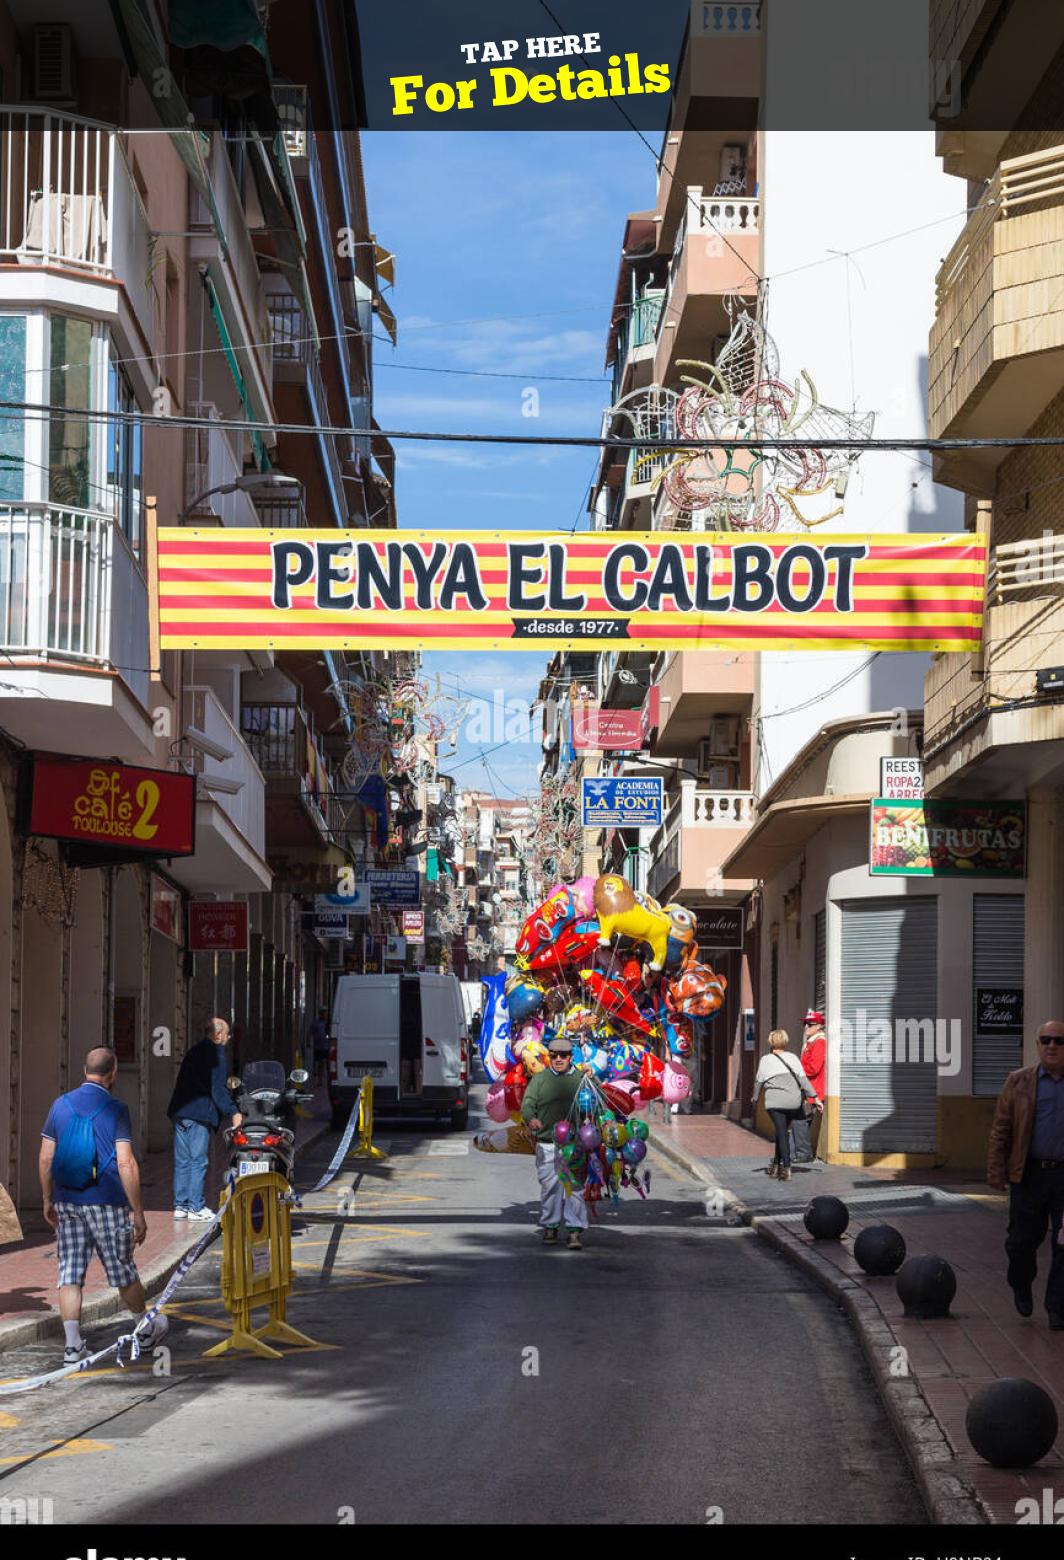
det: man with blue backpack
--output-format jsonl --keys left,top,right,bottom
{"left": 39, "top": 1046, "right": 167, "bottom": 1366}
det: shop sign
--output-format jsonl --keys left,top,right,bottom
{"left": 581, "top": 776, "right": 664, "bottom": 829}
{"left": 402, "top": 910, "right": 425, "bottom": 942}
{"left": 310, "top": 911, "right": 351, "bottom": 939}
{"left": 879, "top": 757, "right": 924, "bottom": 800}
{"left": 869, "top": 799, "right": 1026, "bottom": 877}
{"left": 976, "top": 987, "right": 1024, "bottom": 1036}
{"left": 697, "top": 906, "right": 744, "bottom": 951}
{"left": 365, "top": 869, "right": 421, "bottom": 906}
{"left": 317, "top": 885, "right": 371, "bottom": 914}
{"left": 151, "top": 875, "right": 183, "bottom": 944}
{"left": 189, "top": 901, "right": 249, "bottom": 953}
{"left": 156, "top": 529, "right": 987, "bottom": 653}
{"left": 30, "top": 758, "right": 195, "bottom": 856}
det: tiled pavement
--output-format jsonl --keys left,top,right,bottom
{"left": 649, "top": 1107, "right": 1064, "bottom": 1525}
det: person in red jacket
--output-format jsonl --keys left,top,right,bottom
{"left": 790, "top": 1009, "right": 827, "bottom": 1163}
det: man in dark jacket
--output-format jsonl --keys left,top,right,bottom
{"left": 168, "top": 1017, "right": 242, "bottom": 1221}
{"left": 987, "top": 1019, "right": 1064, "bottom": 1328}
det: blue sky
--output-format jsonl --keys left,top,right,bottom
{"left": 361, "top": 131, "right": 652, "bottom": 797}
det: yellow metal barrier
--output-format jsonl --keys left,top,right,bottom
{"left": 204, "top": 1171, "right": 321, "bottom": 1360}
{"left": 346, "top": 1075, "right": 386, "bottom": 1161}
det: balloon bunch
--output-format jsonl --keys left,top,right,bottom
{"left": 500, "top": 872, "right": 726, "bottom": 1109}
{"left": 553, "top": 1067, "right": 654, "bottom": 1211}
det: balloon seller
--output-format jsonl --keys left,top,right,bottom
{"left": 520, "top": 1036, "right": 588, "bottom": 1250}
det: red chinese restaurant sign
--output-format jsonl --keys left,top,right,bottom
{"left": 155, "top": 530, "right": 987, "bottom": 653}
{"left": 189, "top": 901, "right": 249, "bottom": 953}
{"left": 30, "top": 758, "right": 196, "bottom": 856}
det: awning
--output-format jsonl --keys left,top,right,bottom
{"left": 719, "top": 794, "right": 874, "bottom": 881}
{"left": 375, "top": 292, "right": 398, "bottom": 347}
{"left": 201, "top": 271, "right": 268, "bottom": 470}
{"left": 373, "top": 240, "right": 396, "bottom": 288}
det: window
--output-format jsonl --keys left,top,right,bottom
{"left": 106, "top": 353, "right": 143, "bottom": 553}
{"left": 48, "top": 315, "right": 94, "bottom": 508}
{"left": 0, "top": 316, "right": 26, "bottom": 502}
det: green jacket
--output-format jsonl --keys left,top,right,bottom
{"left": 520, "top": 1065, "right": 583, "bottom": 1143}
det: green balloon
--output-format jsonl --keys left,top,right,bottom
{"left": 628, "top": 1119, "right": 650, "bottom": 1142}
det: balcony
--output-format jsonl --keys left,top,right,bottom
{"left": 652, "top": 652, "right": 754, "bottom": 756}
{"left": 184, "top": 402, "right": 262, "bottom": 527}
{"left": 240, "top": 702, "right": 348, "bottom": 858}
{"left": 929, "top": 144, "right": 1064, "bottom": 494}
{"left": 924, "top": 536, "right": 1064, "bottom": 792}
{"left": 647, "top": 779, "right": 755, "bottom": 901}
{"left": 0, "top": 107, "right": 153, "bottom": 346}
{"left": 652, "top": 189, "right": 760, "bottom": 387}
{"left": 265, "top": 287, "right": 349, "bottom": 526}
{"left": 167, "top": 686, "right": 271, "bottom": 894}
{"left": 0, "top": 503, "right": 154, "bottom": 760}
{"left": 930, "top": 0, "right": 1064, "bottom": 148}
{"left": 611, "top": 290, "right": 666, "bottom": 404}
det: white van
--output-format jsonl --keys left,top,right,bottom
{"left": 328, "top": 973, "right": 469, "bottom": 1132}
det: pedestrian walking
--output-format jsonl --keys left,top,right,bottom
{"left": 167, "top": 1017, "right": 242, "bottom": 1221}
{"left": 520, "top": 1036, "right": 588, "bottom": 1249}
{"left": 308, "top": 1007, "right": 330, "bottom": 1085}
{"left": 790, "top": 1008, "right": 827, "bottom": 1164}
{"left": 753, "top": 1029, "right": 823, "bottom": 1182}
{"left": 39, "top": 1047, "right": 167, "bottom": 1366}
{"left": 987, "top": 1018, "right": 1064, "bottom": 1329}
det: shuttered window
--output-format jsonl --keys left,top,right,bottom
{"left": 813, "top": 909, "right": 826, "bottom": 1018}
{"left": 839, "top": 898, "right": 938, "bottom": 1153}
{"left": 972, "top": 895, "right": 1024, "bottom": 1097}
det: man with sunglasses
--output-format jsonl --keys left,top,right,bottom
{"left": 988, "top": 1019, "right": 1064, "bottom": 1328}
{"left": 520, "top": 1036, "right": 588, "bottom": 1250}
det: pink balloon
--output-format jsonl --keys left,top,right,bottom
{"left": 485, "top": 1081, "right": 511, "bottom": 1123}
{"left": 661, "top": 1061, "right": 692, "bottom": 1105}
{"left": 610, "top": 1078, "right": 651, "bottom": 1115}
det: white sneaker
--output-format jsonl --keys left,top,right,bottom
{"left": 63, "top": 1341, "right": 89, "bottom": 1366}
{"left": 186, "top": 1207, "right": 215, "bottom": 1222}
{"left": 173, "top": 1208, "right": 188, "bottom": 1219}
{"left": 137, "top": 1313, "right": 169, "bottom": 1348}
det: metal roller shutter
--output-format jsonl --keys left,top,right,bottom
{"left": 973, "top": 895, "right": 1024, "bottom": 1097}
{"left": 839, "top": 898, "right": 938, "bottom": 1153}
{"left": 813, "top": 909, "right": 826, "bottom": 1017}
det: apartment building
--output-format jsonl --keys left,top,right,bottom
{"left": 456, "top": 792, "right": 533, "bottom": 980}
{"left": 917, "top": 3, "right": 1064, "bottom": 1162}
{"left": 0, "top": 2, "right": 398, "bottom": 1210}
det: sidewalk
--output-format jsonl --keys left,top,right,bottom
{"left": 0, "top": 1102, "right": 332, "bottom": 1356}
{"left": 650, "top": 1108, "right": 1064, "bottom": 1526}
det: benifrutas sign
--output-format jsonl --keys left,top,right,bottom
{"left": 156, "top": 530, "right": 986, "bottom": 653}
{"left": 869, "top": 800, "right": 1026, "bottom": 877}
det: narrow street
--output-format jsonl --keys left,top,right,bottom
{"left": 0, "top": 1092, "right": 923, "bottom": 1526}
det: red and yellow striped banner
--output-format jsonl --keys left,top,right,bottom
{"left": 155, "top": 529, "right": 986, "bottom": 652}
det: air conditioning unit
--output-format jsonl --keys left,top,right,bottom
{"left": 33, "top": 24, "right": 77, "bottom": 103}
{"left": 697, "top": 738, "right": 738, "bottom": 789}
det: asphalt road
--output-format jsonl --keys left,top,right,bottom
{"left": 0, "top": 1095, "right": 925, "bottom": 1526}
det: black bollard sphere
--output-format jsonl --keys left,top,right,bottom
{"left": 803, "top": 1195, "right": 849, "bottom": 1240}
{"left": 966, "top": 1378, "right": 1059, "bottom": 1468}
{"left": 895, "top": 1254, "right": 956, "bottom": 1318}
{"left": 853, "top": 1223, "right": 907, "bottom": 1276}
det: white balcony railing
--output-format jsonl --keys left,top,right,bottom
{"left": 660, "top": 189, "right": 761, "bottom": 328}
{"left": 184, "top": 402, "right": 261, "bottom": 527}
{"left": 694, "top": 3, "right": 762, "bottom": 35}
{"left": 0, "top": 504, "right": 149, "bottom": 706}
{"left": 680, "top": 782, "right": 755, "bottom": 828}
{"left": 184, "top": 686, "right": 266, "bottom": 858}
{"left": 0, "top": 106, "right": 155, "bottom": 338}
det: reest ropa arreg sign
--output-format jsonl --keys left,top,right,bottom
{"left": 155, "top": 530, "right": 987, "bottom": 653}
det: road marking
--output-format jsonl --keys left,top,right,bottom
{"left": 425, "top": 1139, "right": 469, "bottom": 1156}
{"left": 292, "top": 1266, "right": 423, "bottom": 1288}
{"left": 0, "top": 1438, "right": 112, "bottom": 1465}
{"left": 0, "top": 1411, "right": 18, "bottom": 1428}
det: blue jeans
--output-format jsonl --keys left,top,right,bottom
{"left": 173, "top": 1119, "right": 211, "bottom": 1210}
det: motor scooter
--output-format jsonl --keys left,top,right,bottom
{"left": 224, "top": 1060, "right": 314, "bottom": 1181}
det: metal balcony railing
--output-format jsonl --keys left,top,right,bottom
{"left": 0, "top": 503, "right": 148, "bottom": 704}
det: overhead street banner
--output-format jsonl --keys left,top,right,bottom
{"left": 155, "top": 530, "right": 987, "bottom": 654}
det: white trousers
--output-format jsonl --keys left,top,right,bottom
{"left": 534, "top": 1142, "right": 589, "bottom": 1230}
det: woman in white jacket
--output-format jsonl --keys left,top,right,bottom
{"left": 753, "top": 1029, "right": 824, "bottom": 1182}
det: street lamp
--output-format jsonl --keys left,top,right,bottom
{"left": 182, "top": 470, "right": 302, "bottom": 522}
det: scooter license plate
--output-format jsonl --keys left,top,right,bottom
{"left": 238, "top": 1159, "right": 270, "bottom": 1176}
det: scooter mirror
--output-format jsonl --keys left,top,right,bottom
{"left": 289, "top": 1068, "right": 310, "bottom": 1085}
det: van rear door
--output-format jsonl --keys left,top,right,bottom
{"left": 420, "top": 974, "right": 462, "bottom": 1089}
{"left": 335, "top": 975, "right": 401, "bottom": 1094}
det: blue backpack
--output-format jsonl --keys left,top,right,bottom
{"left": 51, "top": 1094, "right": 117, "bottom": 1192}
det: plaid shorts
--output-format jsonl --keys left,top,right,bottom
{"left": 55, "top": 1203, "right": 138, "bottom": 1289}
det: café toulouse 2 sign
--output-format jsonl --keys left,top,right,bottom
{"left": 30, "top": 758, "right": 196, "bottom": 856}
{"left": 156, "top": 530, "right": 986, "bottom": 653}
